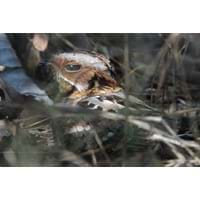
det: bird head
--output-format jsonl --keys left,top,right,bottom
{"left": 48, "top": 52, "right": 120, "bottom": 99}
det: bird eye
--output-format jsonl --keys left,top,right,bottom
{"left": 64, "top": 64, "right": 81, "bottom": 72}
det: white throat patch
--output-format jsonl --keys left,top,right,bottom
{"left": 57, "top": 73, "right": 88, "bottom": 91}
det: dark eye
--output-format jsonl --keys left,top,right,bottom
{"left": 64, "top": 64, "right": 81, "bottom": 72}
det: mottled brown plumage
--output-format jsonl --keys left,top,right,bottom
{"left": 29, "top": 52, "right": 125, "bottom": 154}
{"left": 48, "top": 52, "right": 122, "bottom": 106}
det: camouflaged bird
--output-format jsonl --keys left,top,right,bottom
{"left": 23, "top": 52, "right": 125, "bottom": 155}
{"left": 45, "top": 52, "right": 125, "bottom": 152}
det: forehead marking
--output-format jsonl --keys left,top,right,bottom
{"left": 58, "top": 53, "right": 109, "bottom": 71}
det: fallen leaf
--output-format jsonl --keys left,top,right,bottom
{"left": 0, "top": 65, "right": 5, "bottom": 72}
{"left": 32, "top": 34, "right": 48, "bottom": 52}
